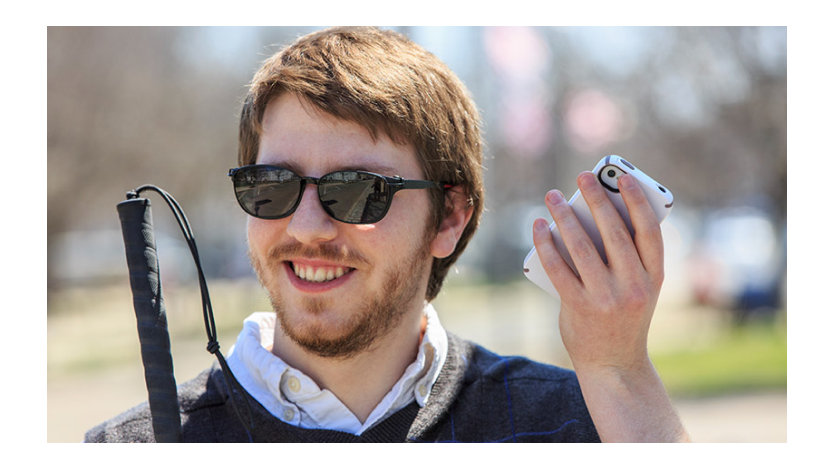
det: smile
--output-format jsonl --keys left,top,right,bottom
{"left": 290, "top": 262, "right": 354, "bottom": 283}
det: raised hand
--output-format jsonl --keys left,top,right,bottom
{"left": 532, "top": 171, "right": 688, "bottom": 442}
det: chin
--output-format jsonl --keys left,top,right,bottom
{"left": 281, "top": 314, "right": 379, "bottom": 359}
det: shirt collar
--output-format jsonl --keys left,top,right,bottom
{"left": 225, "top": 304, "right": 448, "bottom": 435}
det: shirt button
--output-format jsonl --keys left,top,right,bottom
{"left": 283, "top": 408, "right": 296, "bottom": 421}
{"left": 418, "top": 384, "right": 428, "bottom": 397}
{"left": 287, "top": 376, "right": 301, "bottom": 394}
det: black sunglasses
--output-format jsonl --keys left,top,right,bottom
{"left": 228, "top": 165, "right": 450, "bottom": 224}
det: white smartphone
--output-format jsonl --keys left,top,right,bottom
{"left": 522, "top": 155, "right": 674, "bottom": 299}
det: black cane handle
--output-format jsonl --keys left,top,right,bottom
{"left": 117, "top": 197, "right": 182, "bottom": 443}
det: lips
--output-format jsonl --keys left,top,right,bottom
{"left": 284, "top": 259, "right": 357, "bottom": 293}
{"left": 291, "top": 262, "right": 352, "bottom": 283}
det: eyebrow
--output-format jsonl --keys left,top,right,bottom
{"left": 258, "top": 158, "right": 406, "bottom": 177}
{"left": 334, "top": 163, "right": 403, "bottom": 176}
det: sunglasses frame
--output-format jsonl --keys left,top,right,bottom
{"left": 228, "top": 164, "right": 450, "bottom": 224}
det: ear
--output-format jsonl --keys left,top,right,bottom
{"left": 430, "top": 186, "right": 474, "bottom": 259}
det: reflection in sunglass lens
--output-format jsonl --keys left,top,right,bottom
{"left": 230, "top": 165, "right": 437, "bottom": 224}
{"left": 319, "top": 172, "right": 390, "bottom": 224}
{"left": 234, "top": 167, "right": 302, "bottom": 219}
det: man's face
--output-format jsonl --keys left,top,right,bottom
{"left": 247, "top": 93, "right": 437, "bottom": 358}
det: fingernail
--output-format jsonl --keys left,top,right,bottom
{"left": 547, "top": 190, "right": 564, "bottom": 205}
{"left": 619, "top": 173, "right": 635, "bottom": 189}
{"left": 534, "top": 218, "right": 548, "bottom": 233}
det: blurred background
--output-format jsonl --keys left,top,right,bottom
{"left": 47, "top": 26, "right": 786, "bottom": 442}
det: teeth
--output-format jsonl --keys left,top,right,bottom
{"left": 292, "top": 263, "right": 349, "bottom": 283}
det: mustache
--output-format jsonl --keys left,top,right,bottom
{"left": 264, "top": 240, "right": 370, "bottom": 267}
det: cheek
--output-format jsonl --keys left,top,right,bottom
{"left": 375, "top": 194, "right": 434, "bottom": 253}
{"left": 247, "top": 217, "right": 281, "bottom": 257}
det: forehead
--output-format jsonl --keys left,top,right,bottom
{"left": 256, "top": 93, "right": 420, "bottom": 177}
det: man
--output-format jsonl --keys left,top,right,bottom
{"left": 85, "top": 26, "right": 689, "bottom": 443}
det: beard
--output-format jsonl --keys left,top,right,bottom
{"left": 249, "top": 231, "right": 433, "bottom": 359}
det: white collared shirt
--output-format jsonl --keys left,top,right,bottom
{"left": 225, "top": 304, "right": 448, "bottom": 435}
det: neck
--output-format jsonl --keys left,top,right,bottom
{"left": 271, "top": 305, "right": 428, "bottom": 424}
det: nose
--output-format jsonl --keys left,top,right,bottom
{"left": 285, "top": 184, "right": 338, "bottom": 244}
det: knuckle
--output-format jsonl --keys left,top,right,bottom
{"left": 608, "top": 225, "right": 634, "bottom": 248}
{"left": 643, "top": 221, "right": 663, "bottom": 241}
{"left": 538, "top": 247, "right": 560, "bottom": 271}
{"left": 550, "top": 201, "right": 574, "bottom": 224}
{"left": 593, "top": 292, "right": 618, "bottom": 315}
{"left": 633, "top": 213, "right": 662, "bottom": 240}
{"left": 622, "top": 284, "right": 651, "bottom": 311}
{"left": 571, "top": 237, "right": 598, "bottom": 262}
{"left": 583, "top": 187, "right": 608, "bottom": 209}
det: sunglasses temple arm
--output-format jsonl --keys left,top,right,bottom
{"left": 397, "top": 179, "right": 450, "bottom": 190}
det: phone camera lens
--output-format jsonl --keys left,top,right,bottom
{"left": 607, "top": 169, "right": 616, "bottom": 178}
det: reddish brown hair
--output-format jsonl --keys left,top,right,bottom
{"left": 238, "top": 27, "right": 484, "bottom": 301}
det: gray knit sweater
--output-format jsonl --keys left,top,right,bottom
{"left": 84, "top": 333, "right": 600, "bottom": 443}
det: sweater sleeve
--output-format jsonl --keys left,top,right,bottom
{"left": 83, "top": 402, "right": 156, "bottom": 443}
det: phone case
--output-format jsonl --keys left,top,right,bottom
{"left": 522, "top": 155, "right": 674, "bottom": 299}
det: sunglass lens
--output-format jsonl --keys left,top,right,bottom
{"left": 319, "top": 172, "right": 390, "bottom": 224}
{"left": 234, "top": 167, "right": 302, "bottom": 219}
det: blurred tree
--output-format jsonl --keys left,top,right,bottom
{"left": 47, "top": 26, "right": 786, "bottom": 289}
{"left": 48, "top": 27, "right": 259, "bottom": 287}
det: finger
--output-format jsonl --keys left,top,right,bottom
{"left": 576, "top": 172, "right": 643, "bottom": 273}
{"left": 544, "top": 187, "right": 607, "bottom": 282}
{"left": 618, "top": 173, "right": 664, "bottom": 282}
{"left": 531, "top": 216, "right": 583, "bottom": 299}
